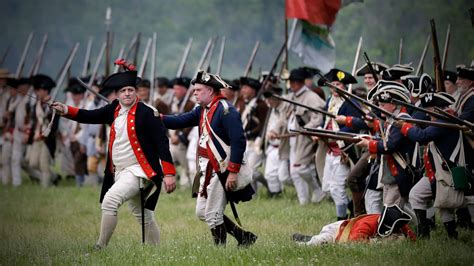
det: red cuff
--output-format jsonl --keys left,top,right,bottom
{"left": 345, "top": 116, "right": 353, "bottom": 128}
{"left": 400, "top": 123, "right": 414, "bottom": 136}
{"left": 161, "top": 161, "right": 176, "bottom": 176}
{"left": 368, "top": 140, "right": 378, "bottom": 154}
{"left": 67, "top": 106, "right": 79, "bottom": 118}
{"left": 402, "top": 224, "right": 417, "bottom": 242}
{"left": 227, "top": 162, "right": 241, "bottom": 173}
{"left": 372, "top": 119, "right": 380, "bottom": 133}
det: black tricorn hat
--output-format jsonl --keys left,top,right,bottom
{"left": 381, "top": 64, "right": 414, "bottom": 81}
{"left": 401, "top": 73, "right": 435, "bottom": 98}
{"left": 420, "top": 92, "right": 455, "bottom": 108}
{"left": 317, "top": 68, "right": 357, "bottom": 86}
{"left": 172, "top": 77, "right": 191, "bottom": 88}
{"left": 155, "top": 77, "right": 170, "bottom": 88}
{"left": 102, "top": 71, "right": 140, "bottom": 92}
{"left": 239, "top": 77, "right": 261, "bottom": 91}
{"left": 6, "top": 78, "right": 18, "bottom": 89}
{"left": 377, "top": 205, "right": 412, "bottom": 237}
{"left": 192, "top": 70, "right": 230, "bottom": 91}
{"left": 355, "top": 62, "right": 389, "bottom": 76}
{"left": 65, "top": 83, "right": 86, "bottom": 94}
{"left": 369, "top": 80, "right": 410, "bottom": 103}
{"left": 288, "top": 67, "right": 313, "bottom": 82}
{"left": 17, "top": 77, "right": 30, "bottom": 86}
{"left": 443, "top": 70, "right": 457, "bottom": 84}
{"left": 137, "top": 79, "right": 151, "bottom": 88}
{"left": 228, "top": 79, "right": 240, "bottom": 91}
{"left": 31, "top": 74, "right": 56, "bottom": 91}
{"left": 262, "top": 85, "right": 284, "bottom": 98}
{"left": 457, "top": 66, "right": 474, "bottom": 81}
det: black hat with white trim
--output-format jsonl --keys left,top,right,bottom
{"left": 355, "top": 62, "right": 389, "bottom": 76}
{"left": 370, "top": 80, "right": 410, "bottom": 103}
{"left": 381, "top": 64, "right": 414, "bottom": 81}
{"left": 192, "top": 70, "right": 230, "bottom": 92}
{"left": 377, "top": 204, "right": 412, "bottom": 237}
{"left": 401, "top": 73, "right": 435, "bottom": 98}
{"left": 420, "top": 92, "right": 455, "bottom": 108}
{"left": 457, "top": 66, "right": 474, "bottom": 81}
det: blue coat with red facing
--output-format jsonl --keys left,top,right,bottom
{"left": 64, "top": 99, "right": 176, "bottom": 210}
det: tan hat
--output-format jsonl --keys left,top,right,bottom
{"left": 0, "top": 68, "right": 10, "bottom": 79}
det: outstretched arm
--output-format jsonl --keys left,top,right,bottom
{"left": 51, "top": 100, "right": 117, "bottom": 125}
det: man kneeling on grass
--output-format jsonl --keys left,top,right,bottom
{"left": 293, "top": 205, "right": 416, "bottom": 245}
{"left": 52, "top": 60, "right": 176, "bottom": 250}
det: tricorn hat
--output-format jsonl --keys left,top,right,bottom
{"left": 355, "top": 62, "right": 389, "bottom": 76}
{"left": 401, "top": 73, "right": 435, "bottom": 98}
{"left": 31, "top": 74, "right": 56, "bottom": 91}
{"left": 102, "top": 71, "right": 140, "bottom": 92}
{"left": 155, "top": 77, "right": 170, "bottom": 88}
{"left": 137, "top": 79, "right": 151, "bottom": 88}
{"left": 262, "top": 85, "right": 284, "bottom": 98}
{"left": 289, "top": 67, "right": 319, "bottom": 82}
{"left": 317, "top": 68, "right": 357, "bottom": 86}
{"left": 443, "top": 70, "right": 457, "bottom": 84}
{"left": 420, "top": 92, "right": 455, "bottom": 108}
{"left": 370, "top": 80, "right": 410, "bottom": 103}
{"left": 239, "top": 76, "right": 261, "bottom": 91}
{"left": 457, "top": 66, "right": 474, "bottom": 81}
{"left": 381, "top": 64, "right": 414, "bottom": 81}
{"left": 6, "top": 78, "right": 18, "bottom": 89}
{"left": 172, "top": 77, "right": 191, "bottom": 89}
{"left": 377, "top": 204, "right": 412, "bottom": 237}
{"left": 192, "top": 70, "right": 230, "bottom": 91}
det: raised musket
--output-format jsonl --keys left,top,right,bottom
{"left": 28, "top": 33, "right": 48, "bottom": 77}
{"left": 202, "top": 37, "right": 217, "bottom": 72}
{"left": 243, "top": 40, "right": 260, "bottom": 77}
{"left": 176, "top": 38, "right": 193, "bottom": 78}
{"left": 430, "top": 19, "right": 445, "bottom": 92}
{"left": 216, "top": 36, "right": 226, "bottom": 76}
{"left": 348, "top": 37, "right": 363, "bottom": 93}
{"left": 149, "top": 32, "right": 157, "bottom": 106}
{"left": 15, "top": 32, "right": 34, "bottom": 78}
{"left": 112, "top": 44, "right": 125, "bottom": 74}
{"left": 416, "top": 35, "right": 431, "bottom": 76}
{"left": 363, "top": 52, "right": 379, "bottom": 83}
{"left": 137, "top": 37, "right": 152, "bottom": 78}
{"left": 81, "top": 37, "right": 94, "bottom": 77}
{"left": 441, "top": 24, "right": 451, "bottom": 72}
{"left": 133, "top": 32, "right": 141, "bottom": 66}
{"left": 178, "top": 38, "right": 213, "bottom": 113}
{"left": 0, "top": 44, "right": 10, "bottom": 66}
{"left": 105, "top": 7, "right": 112, "bottom": 77}
{"left": 398, "top": 38, "right": 403, "bottom": 64}
{"left": 88, "top": 41, "right": 106, "bottom": 89}
{"left": 125, "top": 33, "right": 138, "bottom": 61}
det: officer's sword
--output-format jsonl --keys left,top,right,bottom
{"left": 76, "top": 78, "right": 111, "bottom": 104}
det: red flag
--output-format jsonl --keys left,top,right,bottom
{"left": 286, "top": 0, "right": 341, "bottom": 26}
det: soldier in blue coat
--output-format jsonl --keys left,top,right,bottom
{"left": 52, "top": 61, "right": 177, "bottom": 249}
{"left": 161, "top": 70, "right": 257, "bottom": 247}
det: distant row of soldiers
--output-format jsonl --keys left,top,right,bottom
{"left": 1, "top": 60, "right": 473, "bottom": 239}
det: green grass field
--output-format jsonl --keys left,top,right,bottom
{"left": 1, "top": 179, "right": 473, "bottom": 265}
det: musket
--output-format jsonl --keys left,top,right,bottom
{"left": 363, "top": 52, "right": 379, "bottom": 83}
{"left": 390, "top": 98, "right": 451, "bottom": 122}
{"left": 0, "top": 44, "right": 10, "bottom": 66}
{"left": 270, "top": 93, "right": 336, "bottom": 118}
{"left": 430, "top": 19, "right": 445, "bottom": 92}
{"left": 77, "top": 78, "right": 110, "bottom": 104}
{"left": 176, "top": 38, "right": 193, "bottom": 78}
{"left": 416, "top": 35, "right": 431, "bottom": 76}
{"left": 137, "top": 37, "right": 152, "bottom": 78}
{"left": 105, "top": 7, "right": 112, "bottom": 77}
{"left": 434, "top": 106, "right": 474, "bottom": 129}
{"left": 89, "top": 42, "right": 106, "bottom": 88}
{"left": 42, "top": 42, "right": 79, "bottom": 137}
{"left": 243, "top": 40, "right": 260, "bottom": 77}
{"left": 289, "top": 129, "right": 366, "bottom": 143}
{"left": 348, "top": 37, "right": 363, "bottom": 93}
{"left": 28, "top": 33, "right": 48, "bottom": 77}
{"left": 112, "top": 44, "right": 126, "bottom": 74}
{"left": 441, "top": 24, "right": 451, "bottom": 72}
{"left": 15, "top": 32, "right": 34, "bottom": 78}
{"left": 216, "top": 36, "right": 226, "bottom": 76}
{"left": 125, "top": 33, "right": 138, "bottom": 61}
{"left": 178, "top": 37, "right": 213, "bottom": 113}
{"left": 81, "top": 37, "right": 93, "bottom": 77}
{"left": 56, "top": 43, "right": 79, "bottom": 82}
{"left": 202, "top": 37, "right": 217, "bottom": 72}
{"left": 133, "top": 32, "right": 141, "bottom": 66}
{"left": 398, "top": 38, "right": 403, "bottom": 64}
{"left": 149, "top": 32, "right": 157, "bottom": 105}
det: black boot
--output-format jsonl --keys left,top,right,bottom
{"left": 443, "top": 220, "right": 458, "bottom": 239}
{"left": 456, "top": 207, "right": 474, "bottom": 230}
{"left": 414, "top": 209, "right": 430, "bottom": 239}
{"left": 223, "top": 215, "right": 257, "bottom": 247}
{"left": 210, "top": 223, "right": 227, "bottom": 246}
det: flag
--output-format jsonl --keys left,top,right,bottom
{"left": 286, "top": 0, "right": 342, "bottom": 73}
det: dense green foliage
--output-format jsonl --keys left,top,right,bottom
{"left": 1, "top": 0, "right": 472, "bottom": 81}
{"left": 1, "top": 180, "right": 474, "bottom": 265}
